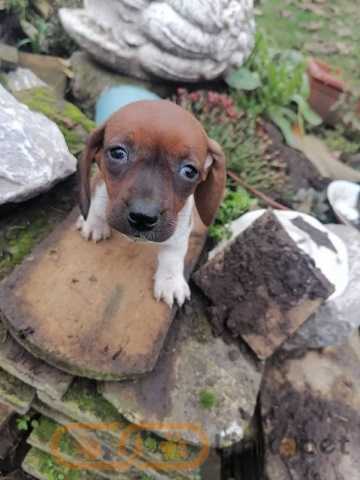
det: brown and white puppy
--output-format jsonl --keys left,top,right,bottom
{"left": 77, "top": 100, "right": 226, "bottom": 307}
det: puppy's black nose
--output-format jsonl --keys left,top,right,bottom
{"left": 128, "top": 212, "right": 158, "bottom": 230}
{"left": 127, "top": 201, "right": 160, "bottom": 231}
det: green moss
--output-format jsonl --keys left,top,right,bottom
{"left": 33, "top": 416, "right": 58, "bottom": 442}
{"left": 34, "top": 416, "right": 79, "bottom": 459}
{"left": 199, "top": 389, "right": 217, "bottom": 410}
{"left": 320, "top": 125, "right": 359, "bottom": 156}
{"left": 0, "top": 73, "right": 9, "bottom": 89}
{"left": 63, "top": 380, "right": 123, "bottom": 424}
{"left": 0, "top": 178, "right": 74, "bottom": 281}
{"left": 14, "top": 87, "right": 95, "bottom": 155}
{"left": 0, "top": 215, "right": 49, "bottom": 275}
{"left": 31, "top": 416, "right": 88, "bottom": 464}
{"left": 16, "top": 414, "right": 32, "bottom": 431}
{"left": 208, "top": 187, "right": 255, "bottom": 241}
{"left": 23, "top": 448, "right": 102, "bottom": 480}
{"left": 0, "top": 367, "right": 34, "bottom": 412}
{"left": 159, "top": 440, "right": 191, "bottom": 462}
{"left": 143, "top": 435, "right": 158, "bottom": 453}
{"left": 38, "top": 449, "right": 80, "bottom": 480}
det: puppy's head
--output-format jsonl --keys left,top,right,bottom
{"left": 79, "top": 100, "right": 226, "bottom": 242}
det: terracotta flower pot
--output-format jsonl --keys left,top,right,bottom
{"left": 307, "top": 58, "right": 346, "bottom": 125}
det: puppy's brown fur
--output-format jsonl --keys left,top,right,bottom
{"left": 79, "top": 100, "right": 226, "bottom": 242}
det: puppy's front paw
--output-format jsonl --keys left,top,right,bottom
{"left": 154, "top": 271, "right": 191, "bottom": 308}
{"left": 76, "top": 215, "right": 111, "bottom": 242}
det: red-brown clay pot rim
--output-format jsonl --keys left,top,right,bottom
{"left": 308, "top": 58, "right": 346, "bottom": 92}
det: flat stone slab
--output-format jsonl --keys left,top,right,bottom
{"left": 27, "top": 416, "right": 168, "bottom": 480}
{"left": 2, "top": 470, "right": 30, "bottom": 480}
{"left": 0, "top": 401, "right": 15, "bottom": 430}
{"left": 284, "top": 225, "right": 360, "bottom": 350}
{"left": 36, "top": 378, "right": 130, "bottom": 429}
{"left": 0, "top": 367, "right": 35, "bottom": 414}
{"left": 101, "top": 293, "right": 263, "bottom": 448}
{"left": 0, "top": 321, "right": 73, "bottom": 399}
{"left": 0, "top": 209, "right": 206, "bottom": 380}
{"left": 261, "top": 332, "right": 360, "bottom": 480}
{"left": 36, "top": 380, "right": 201, "bottom": 480}
{"left": 193, "top": 211, "right": 334, "bottom": 359}
{"left": 23, "top": 448, "right": 101, "bottom": 480}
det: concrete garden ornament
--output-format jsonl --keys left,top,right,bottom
{"left": 59, "top": 0, "right": 255, "bottom": 82}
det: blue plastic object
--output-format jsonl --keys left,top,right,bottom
{"left": 95, "top": 85, "right": 160, "bottom": 125}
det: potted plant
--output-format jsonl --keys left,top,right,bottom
{"left": 307, "top": 58, "right": 346, "bottom": 124}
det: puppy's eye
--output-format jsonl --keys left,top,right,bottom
{"left": 179, "top": 164, "right": 199, "bottom": 181}
{"left": 108, "top": 146, "right": 128, "bottom": 162}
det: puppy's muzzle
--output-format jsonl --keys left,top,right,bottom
{"left": 127, "top": 200, "right": 160, "bottom": 232}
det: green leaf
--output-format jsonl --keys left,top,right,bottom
{"left": 300, "top": 73, "right": 311, "bottom": 99}
{"left": 268, "top": 107, "right": 297, "bottom": 148}
{"left": 226, "top": 68, "right": 262, "bottom": 91}
{"left": 291, "top": 94, "right": 322, "bottom": 126}
{"left": 16, "top": 415, "right": 30, "bottom": 431}
{"left": 280, "top": 106, "right": 298, "bottom": 122}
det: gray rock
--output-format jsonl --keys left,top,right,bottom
{"left": 261, "top": 331, "right": 360, "bottom": 480}
{"left": 101, "top": 294, "right": 263, "bottom": 448}
{"left": 5, "top": 67, "right": 46, "bottom": 93}
{"left": 70, "top": 51, "right": 170, "bottom": 113}
{"left": 0, "top": 84, "right": 76, "bottom": 205}
{"left": 59, "top": 0, "right": 255, "bottom": 82}
{"left": 284, "top": 225, "right": 360, "bottom": 350}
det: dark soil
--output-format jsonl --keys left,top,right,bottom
{"left": 221, "top": 401, "right": 265, "bottom": 480}
{"left": 262, "top": 375, "right": 360, "bottom": 480}
{"left": 264, "top": 123, "right": 328, "bottom": 200}
{"left": 0, "top": 415, "right": 32, "bottom": 478}
{"left": 193, "top": 211, "right": 333, "bottom": 341}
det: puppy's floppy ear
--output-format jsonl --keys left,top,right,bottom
{"left": 78, "top": 124, "right": 105, "bottom": 219}
{"left": 194, "top": 138, "right": 226, "bottom": 226}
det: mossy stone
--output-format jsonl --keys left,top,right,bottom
{"left": 28, "top": 416, "right": 178, "bottom": 480}
{"left": 23, "top": 447, "right": 96, "bottom": 480}
{"left": 37, "top": 382, "right": 200, "bottom": 479}
{"left": 0, "top": 367, "right": 35, "bottom": 414}
{"left": 14, "top": 86, "right": 95, "bottom": 155}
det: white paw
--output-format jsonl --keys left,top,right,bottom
{"left": 76, "top": 215, "right": 111, "bottom": 242}
{"left": 154, "top": 271, "right": 191, "bottom": 307}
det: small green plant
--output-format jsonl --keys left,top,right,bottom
{"left": 143, "top": 435, "right": 158, "bottom": 453}
{"left": 16, "top": 414, "right": 31, "bottom": 431}
{"left": 175, "top": 89, "right": 288, "bottom": 194}
{"left": 226, "top": 32, "right": 322, "bottom": 147}
{"left": 6, "top": 0, "right": 50, "bottom": 54}
{"left": 209, "top": 187, "right": 255, "bottom": 241}
{"left": 17, "top": 16, "right": 49, "bottom": 54}
{"left": 39, "top": 455, "right": 77, "bottom": 480}
{"left": 6, "top": 0, "right": 29, "bottom": 16}
{"left": 16, "top": 414, "right": 39, "bottom": 431}
{"left": 199, "top": 389, "right": 217, "bottom": 410}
